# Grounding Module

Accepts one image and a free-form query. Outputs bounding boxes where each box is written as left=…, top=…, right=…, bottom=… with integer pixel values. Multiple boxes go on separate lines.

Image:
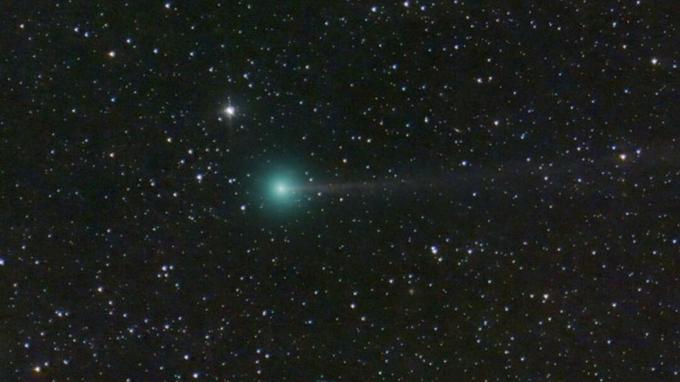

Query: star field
left=1, top=1, right=679, bottom=381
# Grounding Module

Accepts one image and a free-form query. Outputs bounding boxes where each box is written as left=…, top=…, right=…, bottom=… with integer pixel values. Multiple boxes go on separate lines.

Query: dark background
left=0, top=1, right=678, bottom=381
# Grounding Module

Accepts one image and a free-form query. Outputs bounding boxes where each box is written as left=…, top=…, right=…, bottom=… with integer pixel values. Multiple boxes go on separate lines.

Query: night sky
left=1, top=1, right=679, bottom=381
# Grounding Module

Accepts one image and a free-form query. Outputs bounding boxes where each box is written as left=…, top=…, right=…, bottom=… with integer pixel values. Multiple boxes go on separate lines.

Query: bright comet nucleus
left=263, top=167, right=305, bottom=210
left=266, top=174, right=299, bottom=206
left=275, top=182, right=289, bottom=195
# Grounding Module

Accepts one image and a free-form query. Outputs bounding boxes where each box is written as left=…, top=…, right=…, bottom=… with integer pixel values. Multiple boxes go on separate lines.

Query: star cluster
left=0, top=1, right=678, bottom=381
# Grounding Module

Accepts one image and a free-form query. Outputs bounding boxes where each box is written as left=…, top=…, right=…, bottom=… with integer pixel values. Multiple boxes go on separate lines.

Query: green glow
left=266, top=173, right=299, bottom=207
left=274, top=181, right=289, bottom=196
left=259, top=162, right=305, bottom=213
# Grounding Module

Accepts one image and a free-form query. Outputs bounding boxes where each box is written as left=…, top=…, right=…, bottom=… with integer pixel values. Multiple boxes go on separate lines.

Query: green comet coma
left=265, top=172, right=301, bottom=207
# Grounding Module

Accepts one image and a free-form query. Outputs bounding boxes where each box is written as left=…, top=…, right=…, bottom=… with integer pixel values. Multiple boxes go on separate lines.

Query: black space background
left=0, top=1, right=678, bottom=381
